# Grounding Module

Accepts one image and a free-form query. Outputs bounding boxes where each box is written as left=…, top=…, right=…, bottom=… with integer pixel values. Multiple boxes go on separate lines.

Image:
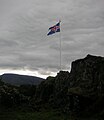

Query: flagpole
left=47, top=20, right=62, bottom=71
left=59, top=20, right=62, bottom=71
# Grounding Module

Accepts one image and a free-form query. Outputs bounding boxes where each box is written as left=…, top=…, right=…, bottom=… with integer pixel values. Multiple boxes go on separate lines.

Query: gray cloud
left=0, top=0, right=104, bottom=77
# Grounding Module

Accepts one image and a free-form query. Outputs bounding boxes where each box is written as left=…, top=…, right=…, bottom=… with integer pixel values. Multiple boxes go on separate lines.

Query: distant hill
left=0, top=73, right=44, bottom=85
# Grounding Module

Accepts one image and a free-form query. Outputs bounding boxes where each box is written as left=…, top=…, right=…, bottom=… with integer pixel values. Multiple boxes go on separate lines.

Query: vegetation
left=0, top=109, right=69, bottom=120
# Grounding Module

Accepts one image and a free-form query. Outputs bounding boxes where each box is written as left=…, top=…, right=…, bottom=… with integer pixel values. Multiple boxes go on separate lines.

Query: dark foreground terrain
left=0, top=107, right=100, bottom=120
left=0, top=54, right=104, bottom=120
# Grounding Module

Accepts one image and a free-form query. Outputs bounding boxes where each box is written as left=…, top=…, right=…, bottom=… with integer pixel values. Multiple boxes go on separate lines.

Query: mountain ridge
left=0, top=73, right=44, bottom=85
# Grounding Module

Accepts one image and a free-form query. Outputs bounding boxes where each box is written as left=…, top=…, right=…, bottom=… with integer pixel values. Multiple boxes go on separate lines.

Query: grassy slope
left=0, top=109, right=100, bottom=120
left=0, top=109, right=70, bottom=120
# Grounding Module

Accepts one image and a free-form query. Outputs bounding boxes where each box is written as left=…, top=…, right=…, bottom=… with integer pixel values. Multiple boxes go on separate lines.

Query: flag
left=47, top=21, right=60, bottom=36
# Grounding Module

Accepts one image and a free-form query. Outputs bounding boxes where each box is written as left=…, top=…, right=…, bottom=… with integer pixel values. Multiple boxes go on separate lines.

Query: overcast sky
left=0, top=0, right=104, bottom=78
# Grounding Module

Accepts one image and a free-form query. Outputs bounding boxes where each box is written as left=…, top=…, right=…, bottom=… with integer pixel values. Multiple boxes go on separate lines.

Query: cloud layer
left=0, top=0, right=104, bottom=77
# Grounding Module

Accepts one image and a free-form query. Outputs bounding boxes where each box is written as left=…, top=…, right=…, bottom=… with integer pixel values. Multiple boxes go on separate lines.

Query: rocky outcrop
left=70, top=54, right=104, bottom=96
left=35, top=54, right=104, bottom=117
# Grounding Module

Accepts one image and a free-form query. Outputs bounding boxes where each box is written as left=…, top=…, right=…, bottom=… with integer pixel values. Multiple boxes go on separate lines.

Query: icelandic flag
left=47, top=21, right=60, bottom=36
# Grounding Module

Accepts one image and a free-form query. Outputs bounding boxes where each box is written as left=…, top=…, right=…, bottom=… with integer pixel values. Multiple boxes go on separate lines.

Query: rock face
left=35, top=54, right=104, bottom=116
left=67, top=54, right=104, bottom=115
left=70, top=54, right=104, bottom=96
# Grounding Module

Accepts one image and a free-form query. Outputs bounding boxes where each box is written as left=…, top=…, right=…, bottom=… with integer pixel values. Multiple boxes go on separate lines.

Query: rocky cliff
left=70, top=54, right=104, bottom=95
left=35, top=54, right=104, bottom=117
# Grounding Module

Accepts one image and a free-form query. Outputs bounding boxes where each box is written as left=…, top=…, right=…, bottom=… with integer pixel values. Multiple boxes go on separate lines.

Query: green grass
left=0, top=108, right=101, bottom=120
left=0, top=109, right=72, bottom=120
